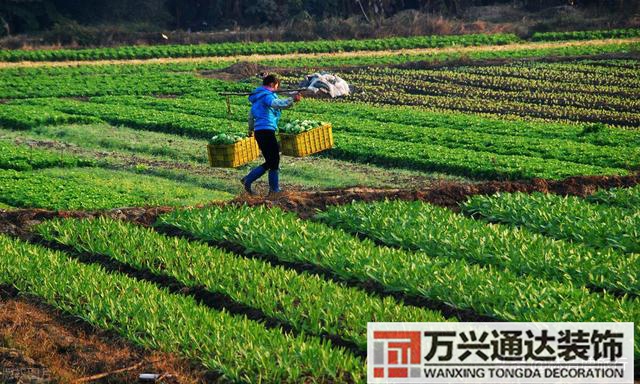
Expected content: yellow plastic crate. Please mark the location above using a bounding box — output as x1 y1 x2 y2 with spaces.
207 137 259 168
279 123 334 157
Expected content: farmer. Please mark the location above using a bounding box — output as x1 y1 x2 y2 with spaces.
241 74 302 195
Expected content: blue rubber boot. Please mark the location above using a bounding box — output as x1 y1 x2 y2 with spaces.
268 169 280 193
241 165 266 195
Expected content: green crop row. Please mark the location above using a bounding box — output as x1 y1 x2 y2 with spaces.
459 60 640 90
20 98 243 139
588 185 640 210
0 41 633 83
578 58 640 70
315 200 639 296
463 192 640 254
0 123 213 166
89 96 631 179
0 60 229 78
158 204 640 360
0 33 519 62
0 104 100 129
37 216 448 351
0 35 635 69
0 71 243 99
331 133 626 180
0 168 231 210
0 44 635 107
0 141 94 171
0 234 363 382
89 94 244 120
531 28 640 42
1 41 633 80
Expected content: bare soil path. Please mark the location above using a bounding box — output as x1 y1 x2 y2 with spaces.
0 286 216 383
0 173 637 235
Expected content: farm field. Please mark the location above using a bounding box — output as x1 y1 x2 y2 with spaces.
0 29 639 383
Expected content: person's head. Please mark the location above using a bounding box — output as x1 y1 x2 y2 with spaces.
262 74 280 90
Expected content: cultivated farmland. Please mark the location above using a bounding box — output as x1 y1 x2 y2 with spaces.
0 28 638 383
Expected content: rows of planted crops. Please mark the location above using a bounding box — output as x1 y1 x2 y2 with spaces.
1 187 637 380
2 95 636 180
338 60 640 126
0 40 634 74
36 216 448 351
0 28 637 63
0 36 634 214
1 58 639 182
0 33 519 62
0 234 364 382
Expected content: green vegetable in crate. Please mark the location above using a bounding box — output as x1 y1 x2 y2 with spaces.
208 133 246 145
280 119 325 134
207 132 259 168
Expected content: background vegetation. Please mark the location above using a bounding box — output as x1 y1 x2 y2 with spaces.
1 0 639 48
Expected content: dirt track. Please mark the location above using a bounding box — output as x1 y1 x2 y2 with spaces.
1 173 638 235
0 37 638 69
0 286 214 383
232 173 640 218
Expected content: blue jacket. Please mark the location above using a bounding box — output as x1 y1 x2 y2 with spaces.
248 86 293 132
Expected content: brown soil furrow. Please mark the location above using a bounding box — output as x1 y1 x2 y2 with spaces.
0 206 174 239
230 173 640 218
0 345 52 383
0 173 638 236
0 286 215 383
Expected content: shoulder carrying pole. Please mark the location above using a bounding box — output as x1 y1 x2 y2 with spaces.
219 88 308 96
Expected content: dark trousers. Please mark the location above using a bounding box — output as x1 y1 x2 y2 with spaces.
254 130 280 170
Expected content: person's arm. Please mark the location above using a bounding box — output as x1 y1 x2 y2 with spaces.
269 93 302 110
270 97 294 110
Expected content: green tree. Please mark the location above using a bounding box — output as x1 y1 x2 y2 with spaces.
0 0 60 35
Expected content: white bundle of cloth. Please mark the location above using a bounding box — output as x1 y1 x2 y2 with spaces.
299 72 351 98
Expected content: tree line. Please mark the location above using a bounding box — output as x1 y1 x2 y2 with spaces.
1 0 637 36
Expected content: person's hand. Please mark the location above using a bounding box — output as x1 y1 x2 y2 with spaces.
293 93 302 102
